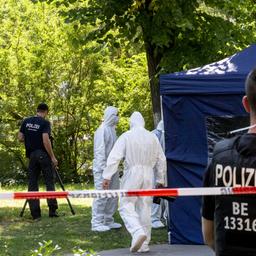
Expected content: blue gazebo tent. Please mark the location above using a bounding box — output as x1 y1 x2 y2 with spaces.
160 45 256 244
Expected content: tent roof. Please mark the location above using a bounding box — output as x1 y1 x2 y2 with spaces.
160 44 256 95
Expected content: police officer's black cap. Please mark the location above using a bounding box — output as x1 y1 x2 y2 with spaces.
37 103 49 112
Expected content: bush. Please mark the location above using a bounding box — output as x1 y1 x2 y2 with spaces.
31 240 61 256
31 240 98 256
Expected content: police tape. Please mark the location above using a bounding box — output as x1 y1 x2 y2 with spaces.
0 186 256 200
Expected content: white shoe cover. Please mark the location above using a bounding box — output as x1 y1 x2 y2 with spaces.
91 225 111 232
151 220 165 229
130 234 147 253
108 222 122 229
138 244 150 253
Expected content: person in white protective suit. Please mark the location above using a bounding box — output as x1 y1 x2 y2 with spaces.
91 106 122 232
102 112 166 253
151 120 167 229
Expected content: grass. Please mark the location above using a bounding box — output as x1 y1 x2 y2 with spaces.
0 184 168 255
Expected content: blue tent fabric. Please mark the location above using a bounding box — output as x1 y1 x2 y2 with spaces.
160 45 256 244
160 44 256 95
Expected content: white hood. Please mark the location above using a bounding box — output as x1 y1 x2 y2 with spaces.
156 120 164 131
103 106 119 127
130 112 145 129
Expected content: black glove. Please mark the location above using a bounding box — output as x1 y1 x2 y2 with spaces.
153 186 176 204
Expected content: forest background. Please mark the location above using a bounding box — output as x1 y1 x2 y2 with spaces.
0 0 256 185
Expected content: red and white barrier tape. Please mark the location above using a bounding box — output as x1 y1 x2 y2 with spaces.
0 186 256 200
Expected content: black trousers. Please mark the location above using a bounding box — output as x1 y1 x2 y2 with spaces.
28 150 58 218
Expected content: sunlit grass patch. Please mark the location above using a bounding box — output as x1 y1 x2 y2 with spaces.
0 185 167 255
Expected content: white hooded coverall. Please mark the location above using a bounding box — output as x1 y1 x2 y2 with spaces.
151 120 166 225
103 112 166 247
91 106 120 229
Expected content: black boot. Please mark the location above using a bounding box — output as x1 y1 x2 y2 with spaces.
49 212 59 217
49 206 59 217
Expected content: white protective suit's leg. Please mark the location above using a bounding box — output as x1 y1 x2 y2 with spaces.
91 170 108 229
119 167 153 247
151 201 161 222
137 195 152 246
119 196 145 236
162 199 169 226
104 171 119 226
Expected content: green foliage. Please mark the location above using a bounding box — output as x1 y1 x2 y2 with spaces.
2 0 256 182
0 0 151 183
55 0 256 72
0 151 27 185
31 240 61 256
30 240 97 256
44 0 256 124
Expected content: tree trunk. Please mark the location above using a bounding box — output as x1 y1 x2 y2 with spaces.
141 0 163 127
144 42 162 127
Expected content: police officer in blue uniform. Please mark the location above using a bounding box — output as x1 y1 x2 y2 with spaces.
18 103 58 220
202 69 256 256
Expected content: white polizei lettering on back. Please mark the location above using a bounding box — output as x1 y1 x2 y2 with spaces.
232 167 241 187
255 168 256 186
245 168 255 186
223 166 233 187
215 164 223 185
241 167 245 187
26 123 40 129
216 164 256 187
